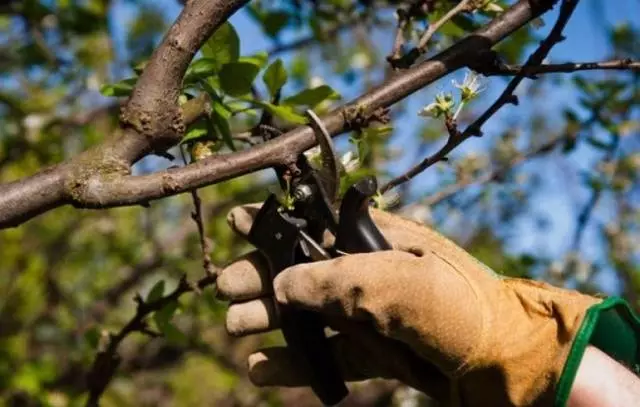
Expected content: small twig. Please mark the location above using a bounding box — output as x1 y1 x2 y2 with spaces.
381 0 579 194
180 147 216 277
464 0 579 138
571 134 621 252
418 0 472 52
85 274 216 406
388 2 423 63
485 58 640 76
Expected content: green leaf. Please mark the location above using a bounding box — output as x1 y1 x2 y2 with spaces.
146 280 165 303
219 62 260 97
263 58 288 98
100 77 137 97
283 85 340 107
161 322 188 346
185 58 222 82
84 327 100 349
133 60 147 75
260 102 307 124
239 51 268 68
154 300 179 330
211 100 236 151
180 117 210 145
262 11 289 37
202 22 240 65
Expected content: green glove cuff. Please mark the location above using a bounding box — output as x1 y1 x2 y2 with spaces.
555 297 640 407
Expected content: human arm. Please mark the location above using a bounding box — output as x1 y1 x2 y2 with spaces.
568 346 640 407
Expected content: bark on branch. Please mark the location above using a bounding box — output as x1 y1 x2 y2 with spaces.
0 0 559 229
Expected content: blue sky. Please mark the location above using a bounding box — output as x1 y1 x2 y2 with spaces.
108 0 639 293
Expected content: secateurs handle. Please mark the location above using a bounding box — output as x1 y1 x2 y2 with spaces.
335 176 392 253
247 195 348 406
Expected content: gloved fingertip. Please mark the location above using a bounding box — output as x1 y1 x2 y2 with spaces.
247 351 271 386
225 299 275 337
273 263 317 307
247 348 304 387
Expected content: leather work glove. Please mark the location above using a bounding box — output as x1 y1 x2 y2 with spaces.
217 204 601 406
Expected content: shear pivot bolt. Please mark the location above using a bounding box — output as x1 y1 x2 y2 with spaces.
293 184 313 202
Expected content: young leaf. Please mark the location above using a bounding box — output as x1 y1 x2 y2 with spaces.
202 22 240 65
161 322 188 346
262 102 307 124
180 117 210 145
219 62 260 97
146 280 165 303
262 11 289 38
263 58 288 98
283 85 340 108
154 300 179 330
239 51 269 69
211 100 236 151
185 58 222 83
100 78 137 97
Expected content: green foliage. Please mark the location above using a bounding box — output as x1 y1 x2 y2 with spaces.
202 22 240 65
283 85 341 107
146 280 166 303
263 58 288 98
219 62 261 97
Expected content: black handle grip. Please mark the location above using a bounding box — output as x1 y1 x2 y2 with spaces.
335 176 392 253
248 195 348 406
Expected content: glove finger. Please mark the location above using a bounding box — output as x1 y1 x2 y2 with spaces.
217 251 272 301
226 297 279 337
247 328 449 400
226 203 263 239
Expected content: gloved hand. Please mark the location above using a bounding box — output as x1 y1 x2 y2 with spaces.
217 204 601 406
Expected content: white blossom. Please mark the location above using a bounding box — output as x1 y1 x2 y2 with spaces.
418 92 454 118
340 151 360 173
453 70 485 102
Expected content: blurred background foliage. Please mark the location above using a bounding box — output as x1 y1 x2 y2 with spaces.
0 0 638 406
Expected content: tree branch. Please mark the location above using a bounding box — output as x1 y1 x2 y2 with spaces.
85 274 216 406
0 0 561 228
485 58 640 76
381 0 577 194
464 0 579 138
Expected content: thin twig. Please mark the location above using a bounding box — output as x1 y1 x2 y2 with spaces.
571 135 621 252
388 1 427 63
85 274 216 406
380 0 578 194
180 147 216 277
486 58 640 76
418 0 472 52
463 0 580 138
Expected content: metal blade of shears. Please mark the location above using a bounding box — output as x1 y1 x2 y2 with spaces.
299 230 332 262
305 110 341 205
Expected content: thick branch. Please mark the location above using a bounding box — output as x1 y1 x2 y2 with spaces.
0 0 560 227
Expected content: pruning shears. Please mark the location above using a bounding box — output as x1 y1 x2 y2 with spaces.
247 110 391 406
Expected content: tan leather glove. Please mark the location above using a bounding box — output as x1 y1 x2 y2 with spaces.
217 204 601 406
